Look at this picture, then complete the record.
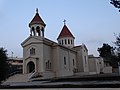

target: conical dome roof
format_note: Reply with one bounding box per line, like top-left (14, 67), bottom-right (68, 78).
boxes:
top-left (29, 9), bottom-right (46, 27)
top-left (57, 25), bottom-right (75, 39)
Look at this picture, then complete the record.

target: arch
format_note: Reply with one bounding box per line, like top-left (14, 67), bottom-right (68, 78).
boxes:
top-left (64, 57), bottom-right (66, 65)
top-left (36, 26), bottom-right (40, 36)
top-left (36, 26), bottom-right (40, 30)
top-left (45, 60), bottom-right (51, 71)
top-left (41, 27), bottom-right (44, 37)
top-left (27, 61), bottom-right (35, 73)
top-left (73, 59), bottom-right (75, 66)
top-left (71, 39), bottom-right (73, 44)
top-left (62, 40), bottom-right (63, 45)
top-left (32, 27), bottom-right (35, 30)
top-left (65, 39), bottom-right (67, 44)
top-left (31, 27), bottom-right (35, 36)
top-left (68, 39), bottom-right (70, 44)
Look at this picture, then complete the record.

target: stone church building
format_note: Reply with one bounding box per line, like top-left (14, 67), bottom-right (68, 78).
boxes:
top-left (21, 9), bottom-right (104, 79)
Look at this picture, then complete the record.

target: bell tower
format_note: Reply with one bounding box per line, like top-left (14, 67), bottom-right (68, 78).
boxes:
top-left (57, 20), bottom-right (75, 48)
top-left (29, 8), bottom-right (46, 37)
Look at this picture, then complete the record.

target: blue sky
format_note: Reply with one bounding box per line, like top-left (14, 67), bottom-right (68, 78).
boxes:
top-left (0, 0), bottom-right (120, 57)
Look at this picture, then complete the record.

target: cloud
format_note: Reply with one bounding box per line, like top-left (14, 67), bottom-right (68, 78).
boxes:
top-left (85, 38), bottom-right (107, 44)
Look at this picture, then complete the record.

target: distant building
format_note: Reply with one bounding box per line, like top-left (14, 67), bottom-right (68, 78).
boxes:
top-left (103, 58), bottom-right (115, 73)
top-left (7, 57), bottom-right (23, 74)
top-left (88, 55), bottom-right (104, 74)
top-left (88, 55), bottom-right (112, 74)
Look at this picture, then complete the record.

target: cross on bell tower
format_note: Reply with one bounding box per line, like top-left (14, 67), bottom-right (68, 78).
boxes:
top-left (29, 8), bottom-right (46, 37)
top-left (57, 20), bottom-right (75, 48)
top-left (36, 8), bottom-right (38, 13)
top-left (63, 19), bottom-right (66, 25)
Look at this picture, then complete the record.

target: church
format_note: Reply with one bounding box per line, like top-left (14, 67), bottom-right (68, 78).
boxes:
top-left (21, 9), bottom-right (109, 79)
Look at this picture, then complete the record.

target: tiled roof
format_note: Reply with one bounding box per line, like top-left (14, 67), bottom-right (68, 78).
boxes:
top-left (57, 25), bottom-right (75, 39)
top-left (29, 12), bottom-right (46, 27)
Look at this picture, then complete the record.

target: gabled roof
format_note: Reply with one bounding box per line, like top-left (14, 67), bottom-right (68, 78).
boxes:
top-left (29, 10), bottom-right (46, 27)
top-left (73, 44), bottom-right (88, 51)
top-left (57, 25), bottom-right (75, 39)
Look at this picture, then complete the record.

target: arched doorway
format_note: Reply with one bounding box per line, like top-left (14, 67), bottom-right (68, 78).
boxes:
top-left (27, 61), bottom-right (35, 73)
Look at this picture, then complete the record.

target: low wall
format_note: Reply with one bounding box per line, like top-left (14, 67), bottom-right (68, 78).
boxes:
top-left (103, 67), bottom-right (112, 73)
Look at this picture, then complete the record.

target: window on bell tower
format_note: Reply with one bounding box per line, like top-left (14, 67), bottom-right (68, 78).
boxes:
top-left (68, 39), bottom-right (70, 44)
top-left (65, 39), bottom-right (67, 44)
top-left (32, 27), bottom-right (35, 36)
top-left (36, 26), bottom-right (40, 36)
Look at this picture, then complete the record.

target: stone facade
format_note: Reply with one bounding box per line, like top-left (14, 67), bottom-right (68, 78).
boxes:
top-left (21, 36), bottom-right (89, 78)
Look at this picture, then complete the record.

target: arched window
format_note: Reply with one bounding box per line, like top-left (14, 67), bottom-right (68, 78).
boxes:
top-left (32, 27), bottom-right (35, 31)
top-left (62, 40), bottom-right (63, 45)
top-left (68, 39), bottom-right (70, 44)
top-left (48, 60), bottom-right (50, 69)
top-left (36, 26), bottom-right (40, 36)
top-left (41, 27), bottom-right (44, 37)
top-left (32, 27), bottom-right (35, 36)
top-left (73, 59), bottom-right (75, 66)
top-left (36, 26), bottom-right (40, 30)
top-left (30, 48), bottom-right (35, 55)
top-left (41, 27), bottom-right (44, 31)
top-left (49, 62), bottom-right (51, 69)
top-left (64, 57), bottom-right (66, 65)
top-left (46, 62), bottom-right (48, 70)
top-left (65, 39), bottom-right (67, 44)
top-left (59, 41), bottom-right (61, 44)
top-left (84, 56), bottom-right (87, 64)
top-left (71, 40), bottom-right (73, 44)
top-left (45, 60), bottom-right (51, 71)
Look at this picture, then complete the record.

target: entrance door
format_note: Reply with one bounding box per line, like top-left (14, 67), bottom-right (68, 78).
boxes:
top-left (27, 61), bottom-right (35, 73)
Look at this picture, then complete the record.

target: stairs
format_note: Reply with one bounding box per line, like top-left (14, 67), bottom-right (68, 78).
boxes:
top-left (2, 73), bottom-right (31, 85)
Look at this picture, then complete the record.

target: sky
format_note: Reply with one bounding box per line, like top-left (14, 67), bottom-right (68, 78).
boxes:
top-left (0, 0), bottom-right (120, 57)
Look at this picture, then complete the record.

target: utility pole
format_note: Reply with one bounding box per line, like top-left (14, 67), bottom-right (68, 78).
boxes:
top-left (12, 52), bottom-right (14, 59)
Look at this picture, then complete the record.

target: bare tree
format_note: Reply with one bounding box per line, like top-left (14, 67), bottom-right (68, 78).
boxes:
top-left (110, 0), bottom-right (120, 11)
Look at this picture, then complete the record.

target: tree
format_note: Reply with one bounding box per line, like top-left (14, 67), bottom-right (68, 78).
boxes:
top-left (110, 0), bottom-right (120, 12)
top-left (98, 43), bottom-right (113, 57)
top-left (98, 43), bottom-right (118, 67)
top-left (0, 48), bottom-right (9, 83)
top-left (114, 33), bottom-right (120, 61)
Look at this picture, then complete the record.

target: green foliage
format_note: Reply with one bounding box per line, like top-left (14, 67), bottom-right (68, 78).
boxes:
top-left (114, 33), bottom-right (120, 61)
top-left (98, 43), bottom-right (113, 58)
top-left (98, 33), bottom-right (120, 68)
top-left (0, 48), bottom-right (9, 83)
top-left (98, 43), bottom-right (118, 67)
